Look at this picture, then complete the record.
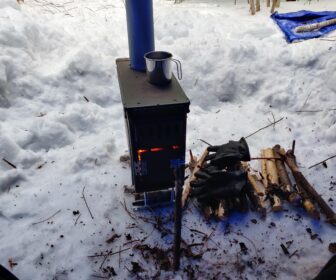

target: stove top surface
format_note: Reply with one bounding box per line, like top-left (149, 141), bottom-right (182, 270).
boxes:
top-left (116, 58), bottom-right (190, 109)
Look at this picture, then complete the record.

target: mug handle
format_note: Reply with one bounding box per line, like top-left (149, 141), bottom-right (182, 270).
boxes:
top-left (172, 59), bottom-right (182, 80)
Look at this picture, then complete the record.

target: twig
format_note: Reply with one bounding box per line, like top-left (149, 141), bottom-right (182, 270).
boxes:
top-left (82, 186), bottom-right (94, 219)
top-left (120, 199), bottom-right (137, 221)
top-left (300, 91), bottom-right (312, 111)
top-left (308, 154), bottom-right (336, 169)
top-left (99, 251), bottom-right (110, 270)
top-left (32, 209), bottom-right (61, 225)
top-left (88, 247), bottom-right (131, 258)
top-left (292, 140), bottom-right (296, 155)
top-left (90, 275), bottom-right (109, 279)
top-left (245, 117), bottom-right (284, 139)
top-left (74, 213), bottom-right (81, 226)
top-left (198, 139), bottom-right (212, 146)
top-left (294, 109), bottom-right (336, 113)
top-left (2, 158), bottom-right (17, 169)
top-left (119, 245), bottom-right (121, 269)
top-left (289, 249), bottom-right (298, 258)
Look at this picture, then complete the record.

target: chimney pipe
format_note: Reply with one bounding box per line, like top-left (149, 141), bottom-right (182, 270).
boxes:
top-left (125, 0), bottom-right (155, 71)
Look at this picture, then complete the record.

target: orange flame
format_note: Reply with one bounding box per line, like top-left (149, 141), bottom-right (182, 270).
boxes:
top-left (137, 145), bottom-right (180, 161)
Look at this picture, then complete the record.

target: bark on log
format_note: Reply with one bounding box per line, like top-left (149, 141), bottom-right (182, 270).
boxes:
top-left (262, 149), bottom-right (282, 212)
top-left (182, 149), bottom-right (209, 207)
top-left (285, 150), bottom-right (335, 224)
top-left (272, 145), bottom-right (302, 206)
top-left (295, 18), bottom-right (336, 33)
top-left (242, 162), bottom-right (267, 212)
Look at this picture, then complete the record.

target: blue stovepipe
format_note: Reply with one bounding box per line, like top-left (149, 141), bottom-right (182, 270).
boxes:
top-left (125, 0), bottom-right (155, 71)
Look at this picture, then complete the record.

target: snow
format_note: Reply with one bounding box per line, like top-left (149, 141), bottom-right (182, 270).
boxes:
top-left (0, 0), bottom-right (336, 279)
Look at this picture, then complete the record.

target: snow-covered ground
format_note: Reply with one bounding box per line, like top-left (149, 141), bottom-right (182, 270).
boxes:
top-left (0, 0), bottom-right (336, 279)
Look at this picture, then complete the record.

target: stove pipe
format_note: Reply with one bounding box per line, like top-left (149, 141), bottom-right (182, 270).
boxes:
top-left (125, 0), bottom-right (155, 71)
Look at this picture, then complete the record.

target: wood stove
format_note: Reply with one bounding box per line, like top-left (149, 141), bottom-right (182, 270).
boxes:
top-left (116, 58), bottom-right (190, 193)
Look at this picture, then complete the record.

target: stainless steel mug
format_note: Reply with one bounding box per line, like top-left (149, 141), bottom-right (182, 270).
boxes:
top-left (144, 51), bottom-right (182, 85)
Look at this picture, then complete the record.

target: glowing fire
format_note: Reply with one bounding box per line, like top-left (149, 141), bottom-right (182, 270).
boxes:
top-left (137, 145), bottom-right (180, 161)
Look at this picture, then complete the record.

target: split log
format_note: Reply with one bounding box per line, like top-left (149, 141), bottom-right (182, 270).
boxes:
top-left (261, 149), bottom-right (282, 212)
top-left (272, 145), bottom-right (302, 206)
top-left (285, 149), bottom-right (336, 224)
top-left (295, 18), bottom-right (336, 33)
top-left (182, 149), bottom-right (209, 207)
top-left (242, 162), bottom-right (267, 212)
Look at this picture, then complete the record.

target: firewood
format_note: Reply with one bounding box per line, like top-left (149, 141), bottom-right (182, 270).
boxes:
top-left (203, 206), bottom-right (213, 220)
top-left (242, 162), bottom-right (267, 212)
top-left (285, 149), bottom-right (335, 224)
top-left (215, 199), bottom-right (228, 220)
top-left (272, 145), bottom-right (302, 206)
top-left (182, 149), bottom-right (209, 207)
top-left (295, 18), bottom-right (336, 33)
top-left (261, 149), bottom-right (282, 212)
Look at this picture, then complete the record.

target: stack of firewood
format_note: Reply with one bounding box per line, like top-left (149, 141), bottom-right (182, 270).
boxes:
top-left (183, 141), bottom-right (336, 225)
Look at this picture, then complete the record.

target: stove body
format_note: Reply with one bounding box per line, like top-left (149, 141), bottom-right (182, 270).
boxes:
top-left (116, 58), bottom-right (190, 193)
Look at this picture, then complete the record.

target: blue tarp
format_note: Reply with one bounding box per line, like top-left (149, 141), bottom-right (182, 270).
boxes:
top-left (271, 10), bottom-right (336, 43)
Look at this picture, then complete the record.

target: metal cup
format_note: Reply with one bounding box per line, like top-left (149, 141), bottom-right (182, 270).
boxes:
top-left (144, 51), bottom-right (182, 85)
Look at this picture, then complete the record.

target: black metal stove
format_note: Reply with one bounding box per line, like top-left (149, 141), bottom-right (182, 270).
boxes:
top-left (116, 58), bottom-right (190, 193)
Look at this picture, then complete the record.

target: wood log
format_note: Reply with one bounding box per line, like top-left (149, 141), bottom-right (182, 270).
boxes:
top-left (295, 18), bottom-right (336, 33)
top-left (250, 0), bottom-right (256, 15)
top-left (182, 149), bottom-right (209, 207)
top-left (272, 145), bottom-right (302, 206)
top-left (262, 149), bottom-right (282, 212)
top-left (256, 0), bottom-right (260, 12)
top-left (285, 150), bottom-right (335, 224)
top-left (242, 162), bottom-right (267, 212)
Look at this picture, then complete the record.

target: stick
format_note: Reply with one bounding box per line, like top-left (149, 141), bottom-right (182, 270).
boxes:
top-left (295, 109), bottom-right (336, 113)
top-left (182, 149), bottom-right (209, 207)
top-left (272, 145), bottom-right (301, 206)
top-left (308, 154), bottom-right (336, 169)
top-left (245, 117), bottom-right (284, 139)
top-left (74, 213), bottom-right (81, 226)
top-left (295, 18), bottom-right (336, 33)
top-left (88, 247), bottom-right (131, 258)
top-left (242, 162), bottom-right (267, 211)
top-left (198, 139), bottom-right (212, 146)
top-left (173, 165), bottom-right (184, 271)
top-left (284, 150), bottom-right (335, 222)
top-left (32, 209), bottom-right (61, 225)
top-left (82, 186), bottom-right (94, 220)
top-left (2, 158), bottom-right (17, 169)
top-left (262, 149), bottom-right (282, 212)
